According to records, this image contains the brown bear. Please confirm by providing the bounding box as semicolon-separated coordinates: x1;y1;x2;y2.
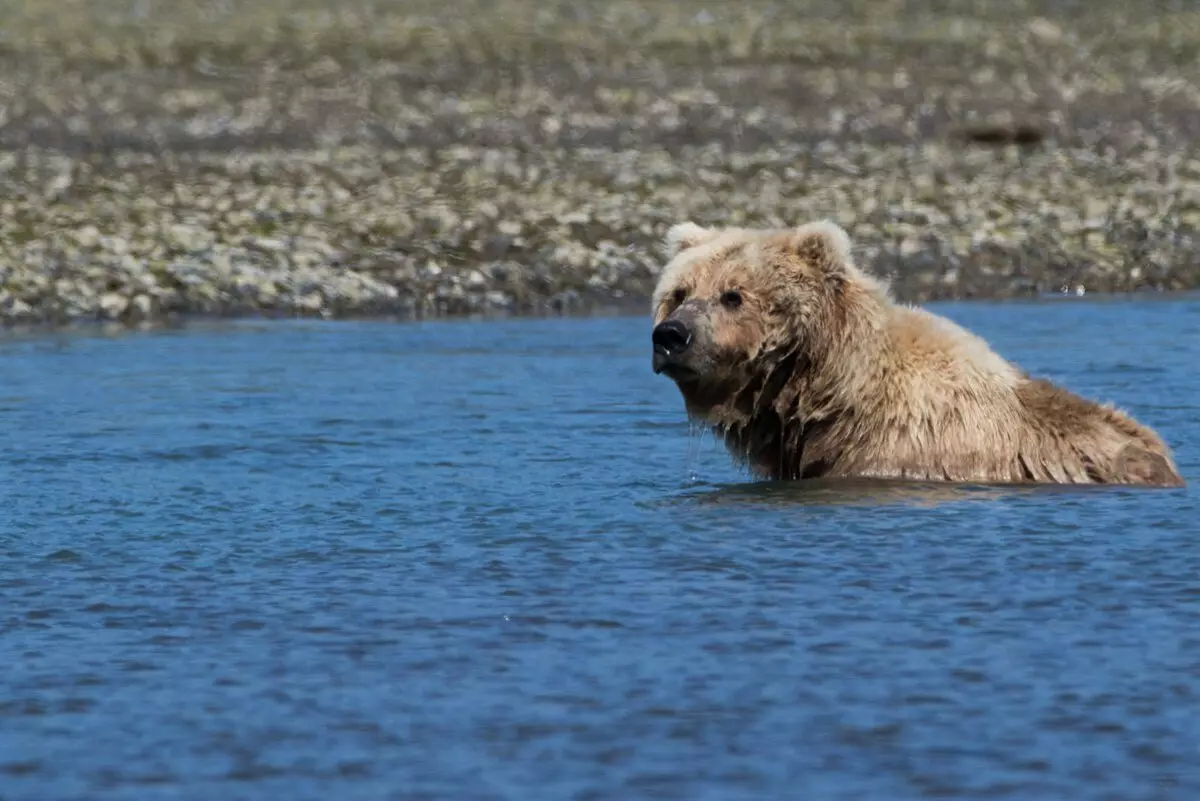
650;220;1185;487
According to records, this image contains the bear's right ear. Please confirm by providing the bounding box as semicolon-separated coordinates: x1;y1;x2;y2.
664;221;716;258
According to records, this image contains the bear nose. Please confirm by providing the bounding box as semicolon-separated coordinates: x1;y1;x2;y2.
652;319;692;355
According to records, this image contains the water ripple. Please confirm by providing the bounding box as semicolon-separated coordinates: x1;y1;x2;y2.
1;301;1198;800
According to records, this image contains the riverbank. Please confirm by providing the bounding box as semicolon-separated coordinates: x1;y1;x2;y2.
2;0;1199;326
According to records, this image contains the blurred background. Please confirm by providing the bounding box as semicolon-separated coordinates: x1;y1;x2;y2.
1;0;1198;327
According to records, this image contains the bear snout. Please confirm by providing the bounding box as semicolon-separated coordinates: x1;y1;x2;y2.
653;318;692;355
652;318;696;377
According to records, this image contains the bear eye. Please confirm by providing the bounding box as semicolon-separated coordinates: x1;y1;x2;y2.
720;290;743;309
671;287;687;306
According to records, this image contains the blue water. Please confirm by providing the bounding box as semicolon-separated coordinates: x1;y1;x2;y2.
2;296;1198;801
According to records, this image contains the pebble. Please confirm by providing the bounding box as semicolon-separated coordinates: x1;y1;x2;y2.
168;224;214;253
99;292;129;319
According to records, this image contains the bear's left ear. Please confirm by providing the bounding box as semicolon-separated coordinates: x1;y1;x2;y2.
786;220;853;278
664;221;717;258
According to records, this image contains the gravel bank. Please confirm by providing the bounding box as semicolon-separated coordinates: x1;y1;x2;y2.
1;0;1199;326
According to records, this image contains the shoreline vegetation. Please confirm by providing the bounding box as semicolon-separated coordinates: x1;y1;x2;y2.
1;0;1199;328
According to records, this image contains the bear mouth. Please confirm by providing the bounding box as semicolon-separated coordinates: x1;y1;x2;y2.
653;360;700;383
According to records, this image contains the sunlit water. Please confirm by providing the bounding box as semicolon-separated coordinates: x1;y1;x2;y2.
2;296;1198;800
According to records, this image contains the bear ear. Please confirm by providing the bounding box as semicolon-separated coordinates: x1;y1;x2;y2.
664;221;716;258
785;220;853;280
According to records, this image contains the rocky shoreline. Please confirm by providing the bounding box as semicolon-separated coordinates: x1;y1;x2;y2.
2;0;1199;327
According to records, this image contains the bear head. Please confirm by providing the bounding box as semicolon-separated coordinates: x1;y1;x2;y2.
650;219;890;430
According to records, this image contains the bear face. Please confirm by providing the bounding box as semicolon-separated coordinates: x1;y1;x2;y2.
650;219;887;424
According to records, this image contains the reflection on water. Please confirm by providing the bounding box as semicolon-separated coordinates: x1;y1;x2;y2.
673;477;1106;509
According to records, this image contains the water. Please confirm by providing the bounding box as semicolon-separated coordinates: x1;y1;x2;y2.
2;296;1199;801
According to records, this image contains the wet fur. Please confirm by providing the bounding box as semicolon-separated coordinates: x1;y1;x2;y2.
651;220;1185;487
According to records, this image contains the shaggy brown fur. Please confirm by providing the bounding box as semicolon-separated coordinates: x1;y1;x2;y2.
650;220;1185;487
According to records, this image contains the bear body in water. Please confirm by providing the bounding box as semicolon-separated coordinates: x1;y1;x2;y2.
650;220;1184;487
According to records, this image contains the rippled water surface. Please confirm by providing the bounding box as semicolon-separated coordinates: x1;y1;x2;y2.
3;296;1199;801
